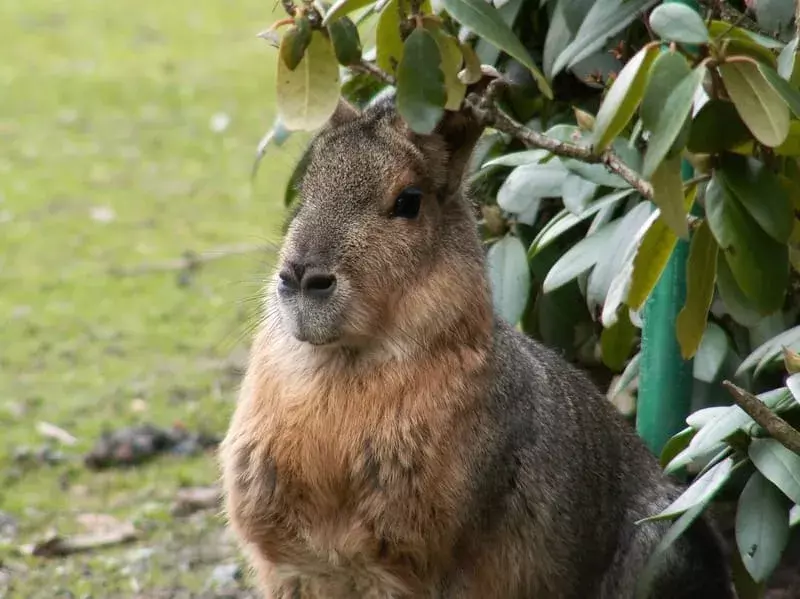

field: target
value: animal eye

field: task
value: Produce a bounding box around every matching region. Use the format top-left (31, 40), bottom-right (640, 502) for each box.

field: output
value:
top-left (391, 187), bottom-right (422, 219)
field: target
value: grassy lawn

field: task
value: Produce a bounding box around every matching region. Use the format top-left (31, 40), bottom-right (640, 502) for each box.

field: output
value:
top-left (0, 0), bottom-right (304, 595)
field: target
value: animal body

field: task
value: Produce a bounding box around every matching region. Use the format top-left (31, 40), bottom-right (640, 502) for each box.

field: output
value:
top-left (219, 94), bottom-right (734, 599)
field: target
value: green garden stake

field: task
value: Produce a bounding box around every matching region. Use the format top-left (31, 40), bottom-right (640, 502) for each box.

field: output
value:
top-left (636, 0), bottom-right (702, 456)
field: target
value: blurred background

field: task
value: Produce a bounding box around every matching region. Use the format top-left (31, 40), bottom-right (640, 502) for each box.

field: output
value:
top-left (0, 0), bottom-right (306, 596)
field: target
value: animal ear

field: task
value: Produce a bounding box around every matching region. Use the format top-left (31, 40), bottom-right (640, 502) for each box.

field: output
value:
top-left (328, 98), bottom-right (361, 127)
top-left (433, 108), bottom-right (485, 194)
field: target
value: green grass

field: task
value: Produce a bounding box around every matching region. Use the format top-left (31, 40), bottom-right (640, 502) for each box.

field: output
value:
top-left (0, 0), bottom-right (305, 595)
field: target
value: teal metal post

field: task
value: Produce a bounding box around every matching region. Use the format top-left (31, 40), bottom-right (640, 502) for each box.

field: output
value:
top-left (636, 0), bottom-right (701, 456)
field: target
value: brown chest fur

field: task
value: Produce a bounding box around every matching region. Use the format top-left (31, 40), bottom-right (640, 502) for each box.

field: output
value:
top-left (219, 332), bottom-right (489, 597)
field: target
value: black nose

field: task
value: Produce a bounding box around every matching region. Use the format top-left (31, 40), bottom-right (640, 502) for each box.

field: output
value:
top-left (278, 262), bottom-right (336, 299)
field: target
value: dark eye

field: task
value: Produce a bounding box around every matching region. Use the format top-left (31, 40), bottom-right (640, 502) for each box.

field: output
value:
top-left (391, 187), bottom-right (422, 219)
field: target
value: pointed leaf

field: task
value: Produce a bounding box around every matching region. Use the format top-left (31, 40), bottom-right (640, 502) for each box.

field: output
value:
top-left (693, 322), bottom-right (729, 384)
top-left (327, 16), bottom-right (363, 66)
top-left (592, 45), bottom-right (659, 153)
top-left (749, 439), bottom-right (800, 505)
top-left (561, 174), bottom-right (598, 215)
top-left (428, 28), bottom-right (466, 111)
top-left (601, 308), bottom-right (637, 371)
top-left (736, 471), bottom-right (791, 583)
top-left (787, 373), bottom-right (800, 405)
top-left (650, 155), bottom-right (690, 239)
top-left (649, 2), bottom-right (709, 45)
top-left (397, 28), bottom-right (446, 135)
top-left (777, 37), bottom-right (798, 83)
top-left (442, 0), bottom-right (552, 98)
top-left (642, 66), bottom-right (707, 177)
top-left (641, 50), bottom-right (691, 133)
top-left (676, 220), bottom-right (719, 359)
top-left (688, 99), bottom-right (753, 153)
top-left (323, 0), bottom-right (376, 24)
top-left (738, 326), bottom-right (800, 375)
top-left (716, 253), bottom-right (763, 327)
top-left (376, 0), bottom-right (404, 74)
top-left (705, 176), bottom-right (789, 314)
top-left (552, 0), bottom-right (660, 76)
top-left (487, 234), bottom-right (531, 325)
top-left (277, 31), bottom-right (341, 131)
top-left (483, 149), bottom-right (549, 168)
top-left (497, 162), bottom-right (567, 214)
top-left (720, 61), bottom-right (790, 148)
top-left (543, 219), bottom-right (623, 293)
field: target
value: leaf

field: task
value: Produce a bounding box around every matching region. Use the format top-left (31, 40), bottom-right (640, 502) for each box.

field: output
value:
top-left (651, 155), bottom-right (690, 239)
top-left (327, 16), bottom-right (363, 66)
top-left (487, 234), bottom-right (531, 325)
top-left (280, 18), bottom-right (313, 71)
top-left (497, 162), bottom-right (568, 214)
top-left (442, 0), bottom-right (552, 98)
top-left (693, 322), bottom-right (730, 383)
top-left (749, 438), bottom-right (800, 505)
top-left (483, 149), bottom-right (549, 168)
top-left (716, 253), bottom-right (763, 327)
top-left (634, 499), bottom-right (714, 599)
top-left (648, 2), bottom-right (709, 45)
top-left (738, 326), bottom-right (800, 375)
top-left (777, 37), bottom-right (798, 83)
top-left (591, 45), bottom-right (659, 153)
top-left (775, 121), bottom-right (800, 156)
top-left (708, 21), bottom-right (781, 65)
top-left (758, 62), bottom-right (800, 119)
top-left (641, 50), bottom-right (691, 133)
top-left (687, 99), bottom-right (753, 154)
top-left (529, 189), bottom-right (635, 256)
top-left (458, 41), bottom-right (482, 85)
top-left (561, 174), bottom-right (598, 215)
top-left (323, 0), bottom-right (376, 24)
top-left (396, 28), bottom-right (446, 135)
top-left (611, 351), bottom-right (641, 400)
top-left (276, 31), bottom-right (341, 131)
top-left (674, 220), bottom-right (719, 360)
top-left (552, 0), bottom-right (660, 76)
top-left (627, 180), bottom-right (695, 310)
top-left (687, 406), bottom-right (731, 430)
top-left (717, 154), bottom-right (793, 244)
top-left (736, 472), bottom-right (790, 583)
top-left (638, 457), bottom-right (734, 524)
top-left (562, 159), bottom-right (630, 188)
top-left (784, 351), bottom-right (800, 376)
top-left (720, 61), bottom-right (790, 148)
top-left (642, 66), bottom-right (707, 178)
top-left (376, 0), bottom-right (404, 74)
top-left (542, 219), bottom-right (623, 293)
top-left (660, 427), bottom-right (695, 469)
top-left (705, 176), bottom-right (789, 315)
top-left (428, 28), bottom-right (466, 111)
top-left (791, 504), bottom-right (800, 527)
top-left (601, 308), bottom-right (637, 371)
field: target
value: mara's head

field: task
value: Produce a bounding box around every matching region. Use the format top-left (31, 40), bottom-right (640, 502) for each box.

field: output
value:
top-left (269, 95), bottom-right (493, 355)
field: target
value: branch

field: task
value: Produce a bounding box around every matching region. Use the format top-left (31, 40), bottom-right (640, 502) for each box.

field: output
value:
top-left (463, 90), bottom-right (653, 199)
top-left (353, 60), bottom-right (395, 86)
top-left (722, 380), bottom-right (800, 455)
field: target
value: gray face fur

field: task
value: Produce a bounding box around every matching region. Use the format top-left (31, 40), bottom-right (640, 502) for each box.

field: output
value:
top-left (273, 98), bottom-right (468, 349)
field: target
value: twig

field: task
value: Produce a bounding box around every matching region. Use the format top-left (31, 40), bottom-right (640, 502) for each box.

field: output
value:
top-left (463, 91), bottom-right (654, 199)
top-left (353, 60), bottom-right (395, 86)
top-left (108, 243), bottom-right (275, 277)
top-left (722, 380), bottom-right (800, 455)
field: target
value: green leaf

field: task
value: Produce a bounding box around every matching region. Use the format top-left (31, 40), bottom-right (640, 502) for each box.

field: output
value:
top-left (736, 471), bottom-right (790, 583)
top-left (791, 504), bottom-right (800, 527)
top-left (708, 21), bottom-right (780, 65)
top-left (280, 18), bottom-right (313, 71)
top-left (758, 62), bottom-right (800, 119)
top-left (552, 0), bottom-right (660, 76)
top-left (376, 0), bottom-right (404, 74)
top-left (639, 457), bottom-right (734, 524)
top-left (396, 28), bottom-right (446, 135)
top-left (591, 45), bottom-right (659, 153)
top-left (562, 159), bottom-right (631, 188)
top-left (693, 322), bottom-right (730, 383)
top-left (542, 219), bottom-right (623, 293)
top-left (442, 0), bottom-right (552, 98)
top-left (687, 99), bottom-right (752, 154)
top-left (717, 154), bottom-right (793, 244)
top-left (323, 0), bottom-right (376, 24)
top-left (601, 308), bottom-right (637, 371)
top-left (641, 50), bottom-right (691, 133)
top-left (651, 155), bottom-right (691, 239)
top-left (749, 438), bottom-right (800, 505)
top-left (787, 373), bottom-right (800, 405)
top-left (705, 176), bottom-right (789, 314)
top-left (777, 37), bottom-right (799, 83)
top-left (716, 253), bottom-right (763, 327)
top-left (561, 174), bottom-right (598, 215)
top-left (276, 31), bottom-right (341, 131)
top-left (427, 28), bottom-right (466, 111)
top-left (676, 220), bottom-right (719, 359)
top-left (529, 189), bottom-right (635, 257)
top-left (611, 351), bottom-right (641, 400)
top-left (775, 121), bottom-right (800, 156)
top-left (660, 427), bottom-right (695, 469)
top-left (648, 2), bottom-right (709, 45)
top-left (642, 66), bottom-right (707, 178)
top-left (327, 16), bottom-right (363, 66)
top-left (483, 149), bottom-right (549, 168)
top-left (738, 326), bottom-right (800, 375)
top-left (497, 162), bottom-right (567, 214)
top-left (635, 499), bottom-right (717, 599)
top-left (487, 234), bottom-right (532, 325)
top-left (720, 61), bottom-right (790, 148)
top-left (626, 179), bottom-right (694, 310)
